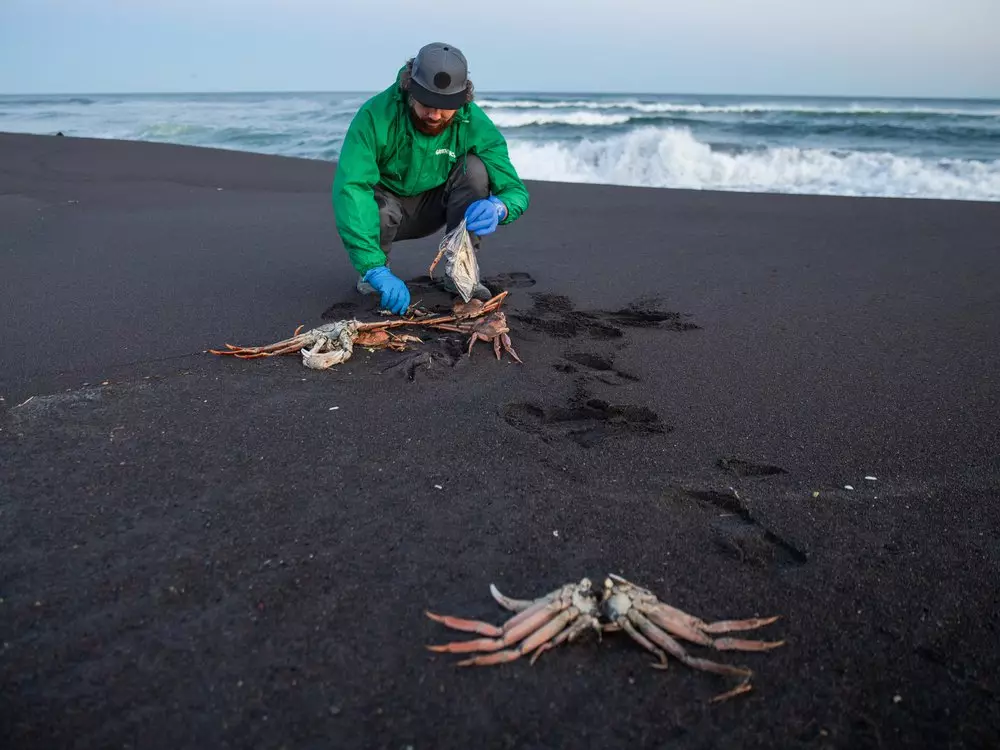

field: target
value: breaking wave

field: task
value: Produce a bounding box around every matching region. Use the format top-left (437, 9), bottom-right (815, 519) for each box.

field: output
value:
top-left (489, 111), bottom-right (634, 128)
top-left (4, 91), bottom-right (998, 201)
top-left (507, 126), bottom-right (1000, 201)
top-left (479, 98), bottom-right (1000, 118)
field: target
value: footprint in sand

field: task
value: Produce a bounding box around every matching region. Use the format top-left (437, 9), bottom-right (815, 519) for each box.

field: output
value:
top-left (513, 293), bottom-right (700, 340)
top-left (666, 488), bottom-right (808, 569)
top-left (501, 387), bottom-right (669, 448)
top-left (555, 350), bottom-right (640, 386)
top-left (716, 457), bottom-right (788, 478)
top-left (482, 271), bottom-right (537, 293)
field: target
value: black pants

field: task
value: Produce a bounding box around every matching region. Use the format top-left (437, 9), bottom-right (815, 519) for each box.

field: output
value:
top-left (375, 153), bottom-right (490, 260)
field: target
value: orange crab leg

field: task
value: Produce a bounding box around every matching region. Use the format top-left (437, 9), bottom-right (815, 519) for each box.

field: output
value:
top-left (456, 608), bottom-right (579, 667)
top-left (424, 611), bottom-right (502, 637)
top-left (428, 324), bottom-right (468, 333)
top-left (209, 336), bottom-right (310, 357)
top-left (711, 636), bottom-right (786, 651)
top-left (427, 599), bottom-right (569, 654)
top-left (630, 611), bottom-right (752, 680)
top-left (499, 596), bottom-right (566, 631)
top-left (528, 616), bottom-right (598, 665)
top-left (644, 604), bottom-right (784, 651)
top-left (700, 616), bottom-right (782, 634)
top-left (651, 598), bottom-right (781, 636)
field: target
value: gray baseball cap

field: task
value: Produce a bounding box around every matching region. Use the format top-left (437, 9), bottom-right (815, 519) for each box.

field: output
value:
top-left (409, 42), bottom-right (469, 110)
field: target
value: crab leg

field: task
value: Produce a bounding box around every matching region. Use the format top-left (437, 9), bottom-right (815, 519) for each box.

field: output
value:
top-left (467, 333), bottom-right (487, 356)
top-left (455, 607), bottom-right (580, 667)
top-left (426, 598), bottom-right (571, 654)
top-left (643, 603), bottom-right (785, 651)
top-left (489, 583), bottom-right (539, 613)
top-left (424, 612), bottom-right (502, 637)
top-left (209, 334), bottom-right (313, 357)
top-left (619, 618), bottom-right (669, 668)
top-left (699, 616), bottom-right (782, 634)
top-left (626, 612), bottom-right (756, 703)
top-left (428, 246), bottom-right (447, 277)
top-left (501, 334), bottom-right (523, 364)
top-left (646, 597), bottom-right (780, 634)
top-left (629, 611), bottom-right (752, 679)
top-left (529, 615), bottom-right (600, 665)
top-left (425, 591), bottom-right (556, 638)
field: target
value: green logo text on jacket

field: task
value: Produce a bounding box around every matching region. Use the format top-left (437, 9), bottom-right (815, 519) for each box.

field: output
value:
top-left (332, 68), bottom-right (530, 275)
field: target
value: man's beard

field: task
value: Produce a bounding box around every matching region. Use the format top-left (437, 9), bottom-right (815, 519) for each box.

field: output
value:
top-left (408, 105), bottom-right (452, 136)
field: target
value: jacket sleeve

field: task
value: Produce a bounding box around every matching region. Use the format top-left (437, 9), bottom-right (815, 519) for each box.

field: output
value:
top-left (332, 107), bottom-right (386, 275)
top-left (469, 106), bottom-right (529, 225)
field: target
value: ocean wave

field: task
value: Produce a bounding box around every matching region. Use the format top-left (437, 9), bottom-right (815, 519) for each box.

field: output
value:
top-left (489, 111), bottom-right (634, 127)
top-left (507, 126), bottom-right (1000, 202)
top-left (135, 122), bottom-right (208, 138)
top-left (0, 96), bottom-right (99, 107)
top-left (479, 98), bottom-right (1000, 118)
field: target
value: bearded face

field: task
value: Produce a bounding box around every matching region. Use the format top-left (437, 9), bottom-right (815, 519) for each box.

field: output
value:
top-left (409, 98), bottom-right (458, 136)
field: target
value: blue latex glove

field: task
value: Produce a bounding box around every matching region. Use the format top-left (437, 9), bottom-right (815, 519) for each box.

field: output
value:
top-left (363, 266), bottom-right (411, 315)
top-left (464, 195), bottom-right (507, 236)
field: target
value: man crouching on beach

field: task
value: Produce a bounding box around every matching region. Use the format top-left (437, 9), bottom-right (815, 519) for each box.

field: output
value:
top-left (332, 42), bottom-right (530, 315)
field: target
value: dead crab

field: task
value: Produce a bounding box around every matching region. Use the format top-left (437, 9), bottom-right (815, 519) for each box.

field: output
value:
top-left (425, 578), bottom-right (601, 666)
top-left (425, 574), bottom-right (784, 703)
top-left (434, 298), bottom-right (523, 364)
top-left (209, 319), bottom-right (422, 369)
top-left (600, 574), bottom-right (785, 702)
top-left (210, 291), bottom-right (519, 369)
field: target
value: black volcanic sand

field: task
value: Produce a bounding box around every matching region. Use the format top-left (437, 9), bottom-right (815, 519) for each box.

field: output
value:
top-left (2, 132), bottom-right (999, 749)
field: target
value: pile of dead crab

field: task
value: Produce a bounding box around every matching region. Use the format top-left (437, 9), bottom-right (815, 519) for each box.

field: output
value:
top-left (209, 291), bottom-right (520, 369)
top-left (426, 574), bottom-right (785, 703)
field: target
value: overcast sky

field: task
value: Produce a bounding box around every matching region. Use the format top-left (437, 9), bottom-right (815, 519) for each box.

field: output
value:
top-left (1, 0), bottom-right (997, 98)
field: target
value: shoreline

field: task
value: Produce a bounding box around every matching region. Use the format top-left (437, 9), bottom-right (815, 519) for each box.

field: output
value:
top-left (3, 130), bottom-right (998, 206)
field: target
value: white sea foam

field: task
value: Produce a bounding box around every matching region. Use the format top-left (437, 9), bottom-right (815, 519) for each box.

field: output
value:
top-left (479, 98), bottom-right (1000, 118)
top-left (488, 110), bottom-right (634, 127)
top-left (507, 126), bottom-right (1000, 201)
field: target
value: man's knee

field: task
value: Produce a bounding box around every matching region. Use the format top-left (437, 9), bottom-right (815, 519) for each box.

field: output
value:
top-left (456, 154), bottom-right (489, 198)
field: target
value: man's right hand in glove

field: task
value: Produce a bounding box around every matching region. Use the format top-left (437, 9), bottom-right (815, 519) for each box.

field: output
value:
top-left (363, 266), bottom-right (411, 315)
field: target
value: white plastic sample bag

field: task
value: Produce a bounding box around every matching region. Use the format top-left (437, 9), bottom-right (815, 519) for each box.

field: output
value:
top-left (436, 219), bottom-right (481, 303)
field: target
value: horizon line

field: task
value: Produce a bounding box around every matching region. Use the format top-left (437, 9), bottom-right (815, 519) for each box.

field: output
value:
top-left (1, 89), bottom-right (998, 102)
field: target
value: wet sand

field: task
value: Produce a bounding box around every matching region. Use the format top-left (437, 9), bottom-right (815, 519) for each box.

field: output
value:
top-left (1, 132), bottom-right (999, 749)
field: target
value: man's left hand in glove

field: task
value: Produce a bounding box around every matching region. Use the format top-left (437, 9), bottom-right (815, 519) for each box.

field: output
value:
top-left (464, 195), bottom-right (508, 236)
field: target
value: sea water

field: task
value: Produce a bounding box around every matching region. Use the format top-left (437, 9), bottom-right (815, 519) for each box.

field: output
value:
top-left (2, 91), bottom-right (998, 201)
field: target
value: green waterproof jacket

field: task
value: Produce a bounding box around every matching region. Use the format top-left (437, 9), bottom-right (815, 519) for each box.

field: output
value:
top-left (332, 68), bottom-right (530, 275)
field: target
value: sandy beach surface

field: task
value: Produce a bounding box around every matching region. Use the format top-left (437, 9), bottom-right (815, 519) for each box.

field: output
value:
top-left (1, 131), bottom-right (998, 749)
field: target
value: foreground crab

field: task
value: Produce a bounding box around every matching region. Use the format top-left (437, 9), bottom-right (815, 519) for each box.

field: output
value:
top-left (425, 578), bottom-right (601, 666)
top-left (426, 575), bottom-right (784, 702)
